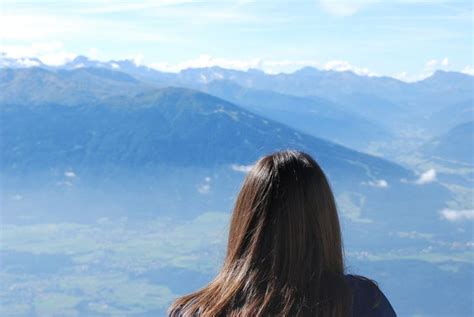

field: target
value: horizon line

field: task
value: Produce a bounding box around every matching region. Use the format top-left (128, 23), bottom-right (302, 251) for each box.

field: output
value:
top-left (1, 52), bottom-right (473, 84)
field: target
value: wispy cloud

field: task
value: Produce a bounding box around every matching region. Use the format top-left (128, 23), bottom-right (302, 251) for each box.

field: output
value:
top-left (73, 0), bottom-right (270, 26)
top-left (0, 12), bottom-right (171, 45)
top-left (150, 54), bottom-right (379, 76)
top-left (396, 231), bottom-right (434, 240)
top-left (76, 0), bottom-right (199, 14)
top-left (11, 194), bottom-right (23, 201)
top-left (337, 192), bottom-right (372, 223)
top-left (394, 57), bottom-right (452, 82)
top-left (461, 65), bottom-right (474, 76)
top-left (2, 47), bottom-right (471, 83)
top-left (56, 181), bottom-right (74, 187)
top-left (425, 57), bottom-right (450, 70)
top-left (64, 171), bottom-right (76, 178)
top-left (231, 164), bottom-right (254, 173)
top-left (1, 0), bottom-right (470, 79)
top-left (0, 42), bottom-right (77, 65)
top-left (365, 179), bottom-right (389, 188)
top-left (440, 209), bottom-right (474, 222)
top-left (318, 0), bottom-right (468, 18)
top-left (415, 168), bottom-right (437, 185)
top-left (318, 0), bottom-right (375, 17)
top-left (0, 14), bottom-right (83, 41)
top-left (323, 60), bottom-right (378, 76)
top-left (197, 176), bottom-right (212, 194)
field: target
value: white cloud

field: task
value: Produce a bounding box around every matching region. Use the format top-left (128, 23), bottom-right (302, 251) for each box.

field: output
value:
top-left (11, 194), bottom-right (23, 201)
top-left (1, 48), bottom-right (379, 76)
top-left (426, 59), bottom-right (438, 68)
top-left (337, 192), bottom-right (372, 223)
top-left (395, 57), bottom-right (452, 82)
top-left (440, 209), bottom-right (474, 222)
top-left (347, 250), bottom-right (376, 260)
top-left (237, 0), bottom-right (257, 4)
top-left (0, 15), bottom-right (82, 40)
top-left (318, 0), bottom-right (375, 17)
top-left (392, 71), bottom-right (432, 82)
top-left (2, 45), bottom-right (469, 82)
top-left (415, 168), bottom-right (436, 185)
top-left (198, 184), bottom-right (210, 194)
top-left (20, 58), bottom-right (41, 67)
top-left (64, 171), bottom-right (76, 178)
top-left (40, 51), bottom-right (77, 66)
top-left (392, 71), bottom-right (419, 82)
top-left (1, 57), bottom-right (41, 68)
top-left (323, 60), bottom-right (378, 76)
top-left (396, 231), bottom-right (434, 240)
top-left (132, 53), bottom-right (145, 67)
top-left (0, 11), bottom-right (170, 51)
top-left (366, 179), bottom-right (389, 188)
top-left (197, 176), bottom-right (211, 194)
top-left (150, 55), bottom-right (380, 76)
top-left (77, 0), bottom-right (197, 14)
top-left (1, 42), bottom-right (62, 58)
top-left (425, 57), bottom-right (450, 70)
top-left (231, 164), bottom-right (254, 173)
top-left (0, 42), bottom-right (77, 66)
top-left (461, 65), bottom-right (474, 76)
top-left (56, 181), bottom-right (74, 187)
top-left (392, 57), bottom-right (458, 82)
top-left (88, 48), bottom-right (100, 60)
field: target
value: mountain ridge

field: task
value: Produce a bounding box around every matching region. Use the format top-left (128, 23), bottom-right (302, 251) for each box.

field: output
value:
top-left (1, 54), bottom-right (472, 84)
top-left (1, 84), bottom-right (411, 184)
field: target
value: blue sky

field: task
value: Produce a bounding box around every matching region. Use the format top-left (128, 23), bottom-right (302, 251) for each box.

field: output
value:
top-left (1, 0), bottom-right (472, 80)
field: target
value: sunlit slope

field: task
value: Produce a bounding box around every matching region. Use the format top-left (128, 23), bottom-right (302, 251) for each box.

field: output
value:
top-left (196, 80), bottom-right (392, 150)
top-left (0, 69), bottom-right (452, 233)
top-left (0, 67), bottom-right (151, 106)
top-left (0, 85), bottom-right (407, 182)
top-left (422, 121), bottom-right (474, 165)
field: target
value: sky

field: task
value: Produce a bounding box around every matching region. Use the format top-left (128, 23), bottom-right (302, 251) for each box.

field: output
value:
top-left (0, 0), bottom-right (473, 81)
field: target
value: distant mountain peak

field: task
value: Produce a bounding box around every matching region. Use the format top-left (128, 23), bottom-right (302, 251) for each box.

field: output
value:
top-left (293, 66), bottom-right (320, 75)
top-left (71, 55), bottom-right (90, 64)
top-left (247, 68), bottom-right (265, 74)
top-left (417, 69), bottom-right (473, 89)
top-left (1, 54), bottom-right (472, 85)
top-left (180, 65), bottom-right (228, 73)
top-left (0, 55), bottom-right (45, 69)
top-left (432, 69), bottom-right (472, 78)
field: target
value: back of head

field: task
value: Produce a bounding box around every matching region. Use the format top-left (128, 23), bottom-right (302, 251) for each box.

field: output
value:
top-left (169, 150), bottom-right (351, 317)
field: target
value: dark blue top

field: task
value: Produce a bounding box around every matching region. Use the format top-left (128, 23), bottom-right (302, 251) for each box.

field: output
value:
top-left (171, 274), bottom-right (396, 316)
top-left (345, 274), bottom-right (396, 317)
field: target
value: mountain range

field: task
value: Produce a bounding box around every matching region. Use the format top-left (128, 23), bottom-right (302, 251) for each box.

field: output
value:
top-left (422, 121), bottom-right (474, 164)
top-left (2, 55), bottom-right (472, 152)
top-left (1, 56), bottom-right (472, 317)
top-left (0, 65), bottom-right (455, 231)
top-left (0, 67), bottom-right (407, 181)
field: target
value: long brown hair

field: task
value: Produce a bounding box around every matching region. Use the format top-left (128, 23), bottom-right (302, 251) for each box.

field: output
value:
top-left (169, 150), bottom-right (352, 316)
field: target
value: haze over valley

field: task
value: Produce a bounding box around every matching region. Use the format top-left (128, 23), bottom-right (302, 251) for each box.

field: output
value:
top-left (1, 57), bottom-right (473, 316)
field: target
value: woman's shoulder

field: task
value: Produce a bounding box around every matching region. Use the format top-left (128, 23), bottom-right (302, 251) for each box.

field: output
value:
top-left (344, 274), bottom-right (397, 317)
